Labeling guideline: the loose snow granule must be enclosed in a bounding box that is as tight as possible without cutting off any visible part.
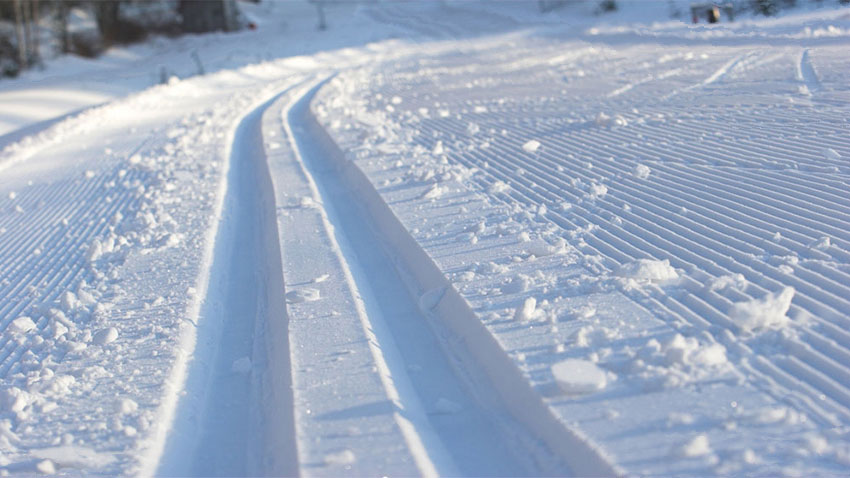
[7,192,15,200]
[514,297,537,322]
[730,287,794,332]
[522,140,541,153]
[323,449,356,466]
[675,434,712,457]
[633,164,651,179]
[551,359,607,394]
[312,274,330,283]
[93,327,118,345]
[9,317,36,334]
[391,96,402,105]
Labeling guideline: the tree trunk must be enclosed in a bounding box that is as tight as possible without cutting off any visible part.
[56,0,70,54]
[95,1,122,45]
[32,0,40,64]
[13,0,27,68]
[22,0,33,65]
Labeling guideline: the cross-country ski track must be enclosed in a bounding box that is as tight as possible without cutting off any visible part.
[1,1,850,476]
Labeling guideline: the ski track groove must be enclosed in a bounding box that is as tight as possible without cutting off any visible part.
[383,41,850,429]
[0,158,155,378]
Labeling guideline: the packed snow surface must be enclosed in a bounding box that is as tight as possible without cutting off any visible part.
[1,0,850,476]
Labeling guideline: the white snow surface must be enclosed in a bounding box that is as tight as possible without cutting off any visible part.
[1,0,850,476]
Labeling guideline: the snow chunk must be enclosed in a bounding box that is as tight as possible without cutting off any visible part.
[36,459,56,475]
[730,287,794,333]
[708,273,747,292]
[522,140,541,153]
[551,359,608,394]
[824,148,841,160]
[587,183,608,200]
[9,316,36,334]
[675,434,712,457]
[31,446,115,469]
[115,398,138,415]
[419,287,446,312]
[616,259,678,283]
[323,449,356,466]
[664,334,727,367]
[633,164,651,179]
[514,297,538,322]
[285,288,321,303]
[421,184,444,199]
[488,181,510,194]
[431,140,444,155]
[92,327,118,345]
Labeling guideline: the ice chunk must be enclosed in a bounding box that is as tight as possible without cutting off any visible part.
[730,287,794,332]
[551,359,608,394]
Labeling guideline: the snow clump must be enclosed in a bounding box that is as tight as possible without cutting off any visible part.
[522,140,541,153]
[633,164,651,179]
[514,297,539,322]
[551,359,608,394]
[616,259,679,283]
[675,434,712,457]
[9,316,36,335]
[729,287,794,333]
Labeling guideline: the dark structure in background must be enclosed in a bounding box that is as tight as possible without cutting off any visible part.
[179,0,240,33]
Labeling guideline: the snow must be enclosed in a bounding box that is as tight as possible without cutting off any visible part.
[551,359,608,395]
[1,0,849,476]
[730,287,795,332]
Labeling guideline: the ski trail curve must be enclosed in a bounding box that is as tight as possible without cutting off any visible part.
[151,82,303,477]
